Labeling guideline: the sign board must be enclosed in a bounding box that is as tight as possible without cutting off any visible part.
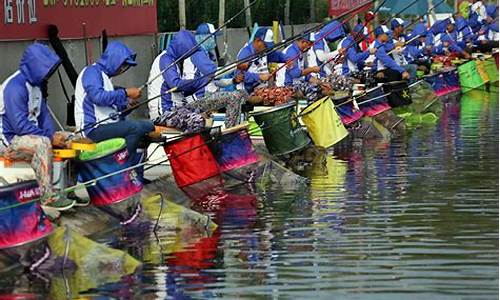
[1,0,157,40]
[329,0,371,16]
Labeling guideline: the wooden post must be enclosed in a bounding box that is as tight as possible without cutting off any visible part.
[428,0,437,22]
[284,0,290,25]
[179,0,186,29]
[243,0,252,28]
[219,0,227,62]
[310,0,315,23]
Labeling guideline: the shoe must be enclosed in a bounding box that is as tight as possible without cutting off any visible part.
[42,197,75,211]
[67,191,90,207]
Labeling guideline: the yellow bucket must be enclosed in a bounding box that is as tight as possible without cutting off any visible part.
[300,97,349,149]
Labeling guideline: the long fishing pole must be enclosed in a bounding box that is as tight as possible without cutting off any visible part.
[259,1,374,84]
[75,0,375,135]
[142,0,259,90]
[319,0,424,69]
[322,0,447,110]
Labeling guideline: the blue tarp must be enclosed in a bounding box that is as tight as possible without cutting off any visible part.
[380,0,454,15]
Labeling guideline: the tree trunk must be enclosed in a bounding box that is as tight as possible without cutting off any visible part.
[178,0,186,29]
[284,0,290,25]
[310,0,315,23]
[243,0,252,28]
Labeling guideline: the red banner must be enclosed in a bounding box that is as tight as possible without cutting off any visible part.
[0,0,157,40]
[329,0,371,16]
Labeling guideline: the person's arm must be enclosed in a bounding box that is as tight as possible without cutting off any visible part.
[346,46,370,63]
[3,84,54,138]
[267,50,288,63]
[237,46,263,86]
[161,54,211,96]
[82,67,128,108]
[39,101,56,137]
[376,47,405,73]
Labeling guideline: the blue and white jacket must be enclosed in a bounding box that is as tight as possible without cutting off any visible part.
[236,42,286,94]
[277,42,307,87]
[0,43,60,148]
[340,36,370,75]
[148,30,214,120]
[75,41,136,136]
[373,39,405,74]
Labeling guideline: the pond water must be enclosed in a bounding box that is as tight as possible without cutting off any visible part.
[1,89,498,299]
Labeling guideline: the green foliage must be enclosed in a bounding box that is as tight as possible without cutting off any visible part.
[157,0,330,32]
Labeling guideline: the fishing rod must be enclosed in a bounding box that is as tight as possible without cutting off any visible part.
[142,0,259,90]
[258,0,374,85]
[319,0,424,69]
[75,0,375,135]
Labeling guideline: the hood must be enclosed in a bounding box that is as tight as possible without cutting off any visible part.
[430,19,448,35]
[96,41,137,76]
[319,21,345,42]
[455,16,468,31]
[167,30,199,60]
[411,22,427,37]
[486,4,498,18]
[19,43,61,86]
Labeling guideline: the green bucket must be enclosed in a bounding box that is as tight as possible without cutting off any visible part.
[458,61,486,94]
[252,102,311,156]
[483,58,499,83]
[79,138,127,161]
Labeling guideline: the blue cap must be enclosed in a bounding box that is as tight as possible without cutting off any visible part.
[391,18,405,30]
[195,23,222,36]
[374,25,391,37]
[254,27,275,48]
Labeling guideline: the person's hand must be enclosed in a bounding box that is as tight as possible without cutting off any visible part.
[375,72,385,79]
[237,63,250,71]
[320,83,333,95]
[309,66,321,73]
[396,41,405,48]
[338,48,347,56]
[128,98,140,109]
[259,73,273,81]
[233,72,244,84]
[126,87,142,100]
[402,71,410,80]
[52,131,72,148]
[369,47,377,54]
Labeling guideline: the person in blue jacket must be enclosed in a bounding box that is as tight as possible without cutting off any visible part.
[149,30,247,133]
[308,20,346,77]
[0,43,77,210]
[278,35,321,86]
[340,23,375,76]
[372,25,410,83]
[235,27,287,94]
[74,41,155,182]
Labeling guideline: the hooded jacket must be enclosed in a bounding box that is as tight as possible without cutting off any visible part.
[74,41,137,136]
[0,43,61,147]
[148,30,215,120]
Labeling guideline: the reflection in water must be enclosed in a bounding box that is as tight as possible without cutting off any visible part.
[0,90,498,299]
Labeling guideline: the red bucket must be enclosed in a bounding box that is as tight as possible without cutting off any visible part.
[164,132,220,188]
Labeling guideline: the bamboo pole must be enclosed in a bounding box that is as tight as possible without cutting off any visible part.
[310,0,316,23]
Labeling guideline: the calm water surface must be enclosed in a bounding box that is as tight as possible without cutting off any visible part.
[2,89,499,299]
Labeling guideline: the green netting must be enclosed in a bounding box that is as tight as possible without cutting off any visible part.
[248,116,263,136]
[405,80,442,115]
[79,138,126,161]
[396,112,439,128]
[47,226,141,299]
